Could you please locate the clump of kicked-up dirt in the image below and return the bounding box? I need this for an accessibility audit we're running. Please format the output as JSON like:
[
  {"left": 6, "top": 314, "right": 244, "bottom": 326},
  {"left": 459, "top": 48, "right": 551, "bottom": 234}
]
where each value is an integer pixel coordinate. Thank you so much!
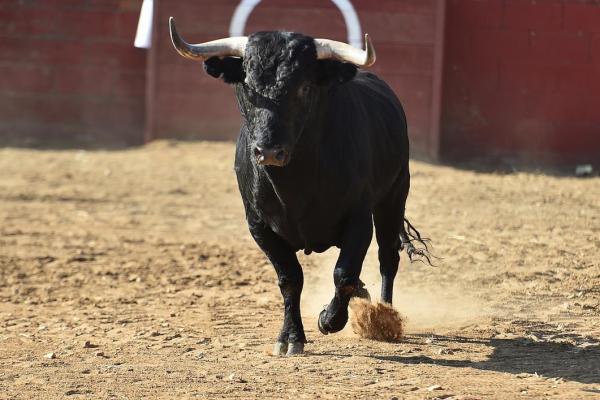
[{"left": 349, "top": 298, "right": 405, "bottom": 342}]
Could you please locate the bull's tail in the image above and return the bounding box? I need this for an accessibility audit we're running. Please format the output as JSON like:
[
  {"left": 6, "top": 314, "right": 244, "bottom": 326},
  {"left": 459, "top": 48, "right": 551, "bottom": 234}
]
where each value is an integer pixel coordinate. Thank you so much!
[{"left": 400, "top": 218, "right": 437, "bottom": 266}]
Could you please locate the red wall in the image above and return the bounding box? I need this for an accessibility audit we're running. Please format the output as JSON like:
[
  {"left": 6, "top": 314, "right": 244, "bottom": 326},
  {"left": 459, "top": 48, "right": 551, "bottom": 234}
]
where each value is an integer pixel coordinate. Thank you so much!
[
  {"left": 149, "top": 0, "right": 445, "bottom": 159},
  {"left": 442, "top": 0, "right": 600, "bottom": 166},
  {"left": 2, "top": 0, "right": 596, "bottom": 168},
  {"left": 0, "top": 0, "right": 146, "bottom": 147}
]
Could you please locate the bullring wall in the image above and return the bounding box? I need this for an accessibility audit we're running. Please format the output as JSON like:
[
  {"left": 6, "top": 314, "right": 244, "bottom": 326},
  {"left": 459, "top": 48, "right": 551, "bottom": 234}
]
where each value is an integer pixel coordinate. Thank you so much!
[
  {"left": 0, "top": 0, "right": 146, "bottom": 147},
  {"left": 441, "top": 0, "right": 600, "bottom": 165}
]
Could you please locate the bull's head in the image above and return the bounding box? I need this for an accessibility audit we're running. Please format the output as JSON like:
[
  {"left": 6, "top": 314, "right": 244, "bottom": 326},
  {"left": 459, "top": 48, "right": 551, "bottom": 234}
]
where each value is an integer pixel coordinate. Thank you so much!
[{"left": 169, "top": 17, "right": 376, "bottom": 167}]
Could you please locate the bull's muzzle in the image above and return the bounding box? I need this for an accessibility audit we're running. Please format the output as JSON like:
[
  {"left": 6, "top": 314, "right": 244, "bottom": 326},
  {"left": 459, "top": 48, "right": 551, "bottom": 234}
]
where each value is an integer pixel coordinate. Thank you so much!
[{"left": 254, "top": 145, "right": 289, "bottom": 167}]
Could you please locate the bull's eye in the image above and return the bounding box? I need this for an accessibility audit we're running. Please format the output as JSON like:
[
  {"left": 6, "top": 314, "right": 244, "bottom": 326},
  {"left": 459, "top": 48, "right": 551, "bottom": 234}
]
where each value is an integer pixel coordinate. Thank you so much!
[{"left": 298, "top": 84, "right": 311, "bottom": 97}]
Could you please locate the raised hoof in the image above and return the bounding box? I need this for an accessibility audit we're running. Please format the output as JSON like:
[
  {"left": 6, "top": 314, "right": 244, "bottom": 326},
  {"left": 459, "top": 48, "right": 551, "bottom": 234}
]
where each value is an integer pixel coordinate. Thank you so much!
[
  {"left": 318, "top": 309, "right": 329, "bottom": 335},
  {"left": 272, "top": 341, "right": 288, "bottom": 356},
  {"left": 286, "top": 342, "right": 304, "bottom": 356}
]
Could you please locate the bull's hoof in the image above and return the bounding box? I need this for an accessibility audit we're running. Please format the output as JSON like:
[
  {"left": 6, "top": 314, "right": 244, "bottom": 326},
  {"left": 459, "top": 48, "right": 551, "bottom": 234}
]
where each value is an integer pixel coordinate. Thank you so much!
[
  {"left": 272, "top": 341, "right": 288, "bottom": 356},
  {"left": 273, "top": 341, "right": 304, "bottom": 356},
  {"left": 318, "top": 307, "right": 348, "bottom": 334},
  {"left": 286, "top": 342, "right": 304, "bottom": 356},
  {"left": 318, "top": 309, "right": 329, "bottom": 335}
]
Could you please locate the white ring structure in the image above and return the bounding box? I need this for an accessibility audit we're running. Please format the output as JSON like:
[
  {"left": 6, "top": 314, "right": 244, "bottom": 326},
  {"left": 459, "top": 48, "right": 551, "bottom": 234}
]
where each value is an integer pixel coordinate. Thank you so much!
[{"left": 229, "top": 0, "right": 363, "bottom": 48}]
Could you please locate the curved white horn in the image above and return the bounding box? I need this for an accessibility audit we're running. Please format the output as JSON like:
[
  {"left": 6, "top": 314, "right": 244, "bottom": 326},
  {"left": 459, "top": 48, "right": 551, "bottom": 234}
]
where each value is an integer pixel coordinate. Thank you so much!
[
  {"left": 314, "top": 33, "right": 376, "bottom": 67},
  {"left": 169, "top": 17, "right": 248, "bottom": 60}
]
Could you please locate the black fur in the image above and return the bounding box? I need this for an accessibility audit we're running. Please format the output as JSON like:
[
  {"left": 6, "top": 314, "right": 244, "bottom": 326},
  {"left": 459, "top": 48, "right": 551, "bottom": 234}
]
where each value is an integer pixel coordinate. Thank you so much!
[
  {"left": 202, "top": 31, "right": 428, "bottom": 348},
  {"left": 204, "top": 57, "right": 244, "bottom": 83}
]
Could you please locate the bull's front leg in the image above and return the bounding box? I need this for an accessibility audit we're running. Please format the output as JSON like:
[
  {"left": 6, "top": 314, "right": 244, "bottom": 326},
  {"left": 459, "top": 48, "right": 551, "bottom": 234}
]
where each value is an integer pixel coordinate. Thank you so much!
[
  {"left": 248, "top": 218, "right": 306, "bottom": 356},
  {"left": 318, "top": 203, "right": 373, "bottom": 334}
]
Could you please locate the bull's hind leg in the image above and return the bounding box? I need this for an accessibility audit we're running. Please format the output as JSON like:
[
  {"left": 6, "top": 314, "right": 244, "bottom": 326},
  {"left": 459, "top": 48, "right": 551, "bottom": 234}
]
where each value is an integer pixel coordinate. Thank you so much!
[
  {"left": 248, "top": 219, "right": 306, "bottom": 356},
  {"left": 373, "top": 169, "right": 410, "bottom": 304}
]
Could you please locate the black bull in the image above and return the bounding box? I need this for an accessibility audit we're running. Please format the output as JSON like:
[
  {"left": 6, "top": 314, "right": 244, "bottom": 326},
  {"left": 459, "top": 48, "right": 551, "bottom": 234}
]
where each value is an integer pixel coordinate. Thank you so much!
[{"left": 170, "top": 27, "right": 431, "bottom": 355}]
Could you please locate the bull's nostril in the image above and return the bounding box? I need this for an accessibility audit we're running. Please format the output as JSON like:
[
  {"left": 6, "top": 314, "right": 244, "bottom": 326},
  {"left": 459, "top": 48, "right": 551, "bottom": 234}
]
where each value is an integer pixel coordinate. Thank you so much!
[
  {"left": 254, "top": 147, "right": 263, "bottom": 158},
  {"left": 275, "top": 149, "right": 286, "bottom": 162}
]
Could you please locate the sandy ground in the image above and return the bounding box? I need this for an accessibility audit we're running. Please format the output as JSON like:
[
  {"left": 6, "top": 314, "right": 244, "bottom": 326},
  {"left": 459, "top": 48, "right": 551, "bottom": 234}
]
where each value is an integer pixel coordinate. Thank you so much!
[{"left": 0, "top": 141, "right": 599, "bottom": 399}]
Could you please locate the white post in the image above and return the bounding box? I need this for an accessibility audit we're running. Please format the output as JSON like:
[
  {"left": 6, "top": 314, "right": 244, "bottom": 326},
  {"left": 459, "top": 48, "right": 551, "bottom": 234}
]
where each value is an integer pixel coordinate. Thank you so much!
[{"left": 134, "top": 0, "right": 154, "bottom": 49}]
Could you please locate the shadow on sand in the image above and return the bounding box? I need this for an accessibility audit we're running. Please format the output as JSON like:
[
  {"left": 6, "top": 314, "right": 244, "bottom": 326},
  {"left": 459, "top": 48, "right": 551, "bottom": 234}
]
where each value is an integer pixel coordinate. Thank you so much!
[
  {"left": 311, "top": 321, "right": 599, "bottom": 386},
  {"left": 370, "top": 333, "right": 600, "bottom": 385}
]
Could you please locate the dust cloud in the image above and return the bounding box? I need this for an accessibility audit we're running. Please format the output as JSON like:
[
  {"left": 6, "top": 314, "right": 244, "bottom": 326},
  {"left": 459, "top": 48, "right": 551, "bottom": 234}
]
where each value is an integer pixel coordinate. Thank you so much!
[
  {"left": 349, "top": 298, "right": 404, "bottom": 341},
  {"left": 301, "top": 247, "right": 493, "bottom": 335}
]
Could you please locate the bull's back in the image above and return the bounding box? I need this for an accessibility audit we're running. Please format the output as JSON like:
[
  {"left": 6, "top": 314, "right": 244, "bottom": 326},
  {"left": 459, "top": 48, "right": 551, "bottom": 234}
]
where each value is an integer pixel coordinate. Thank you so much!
[{"left": 327, "top": 71, "right": 409, "bottom": 202}]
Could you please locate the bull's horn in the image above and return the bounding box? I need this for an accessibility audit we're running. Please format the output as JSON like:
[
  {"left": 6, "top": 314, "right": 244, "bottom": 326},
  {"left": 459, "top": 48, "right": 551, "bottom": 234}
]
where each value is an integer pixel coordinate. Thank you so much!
[
  {"left": 169, "top": 17, "right": 248, "bottom": 60},
  {"left": 314, "top": 34, "right": 376, "bottom": 67}
]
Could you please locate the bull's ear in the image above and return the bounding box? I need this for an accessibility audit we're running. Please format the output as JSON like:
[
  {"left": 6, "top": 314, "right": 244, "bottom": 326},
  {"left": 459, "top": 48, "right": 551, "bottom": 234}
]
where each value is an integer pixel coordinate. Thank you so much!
[
  {"left": 204, "top": 57, "right": 245, "bottom": 84},
  {"left": 316, "top": 60, "right": 357, "bottom": 85}
]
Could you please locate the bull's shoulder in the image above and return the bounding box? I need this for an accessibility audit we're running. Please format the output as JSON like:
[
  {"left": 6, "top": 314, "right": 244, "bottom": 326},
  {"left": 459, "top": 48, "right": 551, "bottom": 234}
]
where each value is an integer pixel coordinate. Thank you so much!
[
  {"left": 324, "top": 70, "right": 409, "bottom": 185},
  {"left": 347, "top": 71, "right": 399, "bottom": 98},
  {"left": 326, "top": 70, "right": 406, "bottom": 139}
]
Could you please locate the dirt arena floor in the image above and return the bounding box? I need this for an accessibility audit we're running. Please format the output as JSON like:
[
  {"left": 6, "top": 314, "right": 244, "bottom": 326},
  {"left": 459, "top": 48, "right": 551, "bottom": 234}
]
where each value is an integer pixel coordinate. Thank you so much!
[{"left": 1, "top": 141, "right": 599, "bottom": 399}]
